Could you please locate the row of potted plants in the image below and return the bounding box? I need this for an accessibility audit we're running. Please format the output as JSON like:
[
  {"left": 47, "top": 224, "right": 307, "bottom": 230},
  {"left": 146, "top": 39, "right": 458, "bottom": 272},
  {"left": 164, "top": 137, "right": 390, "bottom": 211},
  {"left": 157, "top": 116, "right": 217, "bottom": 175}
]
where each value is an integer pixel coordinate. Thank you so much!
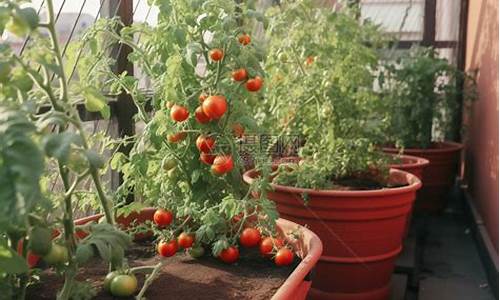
[{"left": 245, "top": 0, "right": 475, "bottom": 298}]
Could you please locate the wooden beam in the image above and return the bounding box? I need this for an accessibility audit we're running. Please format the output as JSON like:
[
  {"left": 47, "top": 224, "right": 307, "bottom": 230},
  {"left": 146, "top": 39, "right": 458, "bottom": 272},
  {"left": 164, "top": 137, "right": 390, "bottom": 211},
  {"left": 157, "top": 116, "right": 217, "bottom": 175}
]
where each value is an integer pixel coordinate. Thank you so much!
[{"left": 422, "top": 0, "right": 437, "bottom": 46}]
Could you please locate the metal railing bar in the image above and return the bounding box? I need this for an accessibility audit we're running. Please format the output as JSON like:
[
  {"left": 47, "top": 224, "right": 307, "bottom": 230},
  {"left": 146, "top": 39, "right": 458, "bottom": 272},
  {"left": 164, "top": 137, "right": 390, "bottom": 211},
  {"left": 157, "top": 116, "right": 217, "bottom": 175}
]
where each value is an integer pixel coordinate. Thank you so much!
[{"left": 67, "top": 0, "right": 120, "bottom": 82}]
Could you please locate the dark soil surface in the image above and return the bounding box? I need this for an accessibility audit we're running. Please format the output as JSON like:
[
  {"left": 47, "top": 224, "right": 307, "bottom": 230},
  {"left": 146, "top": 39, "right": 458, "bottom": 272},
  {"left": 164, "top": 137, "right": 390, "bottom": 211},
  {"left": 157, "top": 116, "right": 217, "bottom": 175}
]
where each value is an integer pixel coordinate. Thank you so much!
[{"left": 26, "top": 241, "right": 298, "bottom": 300}]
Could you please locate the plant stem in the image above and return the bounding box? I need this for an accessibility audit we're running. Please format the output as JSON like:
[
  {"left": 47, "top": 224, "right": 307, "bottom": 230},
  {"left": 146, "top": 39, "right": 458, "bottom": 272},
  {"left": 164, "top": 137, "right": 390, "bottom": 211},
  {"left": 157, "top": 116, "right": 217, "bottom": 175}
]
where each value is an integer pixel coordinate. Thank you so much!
[{"left": 135, "top": 262, "right": 164, "bottom": 300}]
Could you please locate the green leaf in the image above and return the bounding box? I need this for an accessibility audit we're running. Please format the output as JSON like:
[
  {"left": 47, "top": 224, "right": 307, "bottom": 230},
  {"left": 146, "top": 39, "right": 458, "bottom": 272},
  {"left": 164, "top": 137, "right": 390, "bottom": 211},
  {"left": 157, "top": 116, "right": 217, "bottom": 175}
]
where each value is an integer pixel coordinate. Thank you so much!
[
  {"left": 75, "top": 244, "right": 94, "bottom": 264},
  {"left": 82, "top": 87, "right": 110, "bottom": 119}
]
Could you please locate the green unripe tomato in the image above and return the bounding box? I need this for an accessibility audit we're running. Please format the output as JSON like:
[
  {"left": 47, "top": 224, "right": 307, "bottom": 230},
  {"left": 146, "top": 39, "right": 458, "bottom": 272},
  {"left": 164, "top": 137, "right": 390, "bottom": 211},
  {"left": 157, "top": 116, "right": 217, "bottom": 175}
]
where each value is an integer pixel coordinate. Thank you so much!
[
  {"left": 5, "top": 7, "right": 39, "bottom": 37},
  {"left": 20, "top": 7, "right": 39, "bottom": 30},
  {"left": 188, "top": 245, "right": 205, "bottom": 258},
  {"left": 162, "top": 157, "right": 177, "bottom": 171},
  {"left": 0, "top": 61, "right": 11, "bottom": 84},
  {"left": 67, "top": 150, "right": 88, "bottom": 174},
  {"left": 28, "top": 227, "right": 53, "bottom": 256},
  {"left": 278, "top": 52, "right": 288, "bottom": 63},
  {"left": 103, "top": 271, "right": 119, "bottom": 292},
  {"left": 110, "top": 274, "right": 138, "bottom": 297},
  {"left": 43, "top": 243, "right": 69, "bottom": 265}
]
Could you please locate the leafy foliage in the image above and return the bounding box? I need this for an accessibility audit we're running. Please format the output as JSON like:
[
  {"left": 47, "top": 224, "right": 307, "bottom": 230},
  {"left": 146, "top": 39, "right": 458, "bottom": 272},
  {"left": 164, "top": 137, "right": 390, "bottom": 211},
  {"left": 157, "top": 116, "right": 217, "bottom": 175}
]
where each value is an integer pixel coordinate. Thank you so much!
[
  {"left": 0, "top": 1, "right": 130, "bottom": 299},
  {"left": 260, "top": 0, "right": 390, "bottom": 189},
  {"left": 378, "top": 47, "right": 475, "bottom": 148},
  {"left": 88, "top": 0, "right": 282, "bottom": 260}
]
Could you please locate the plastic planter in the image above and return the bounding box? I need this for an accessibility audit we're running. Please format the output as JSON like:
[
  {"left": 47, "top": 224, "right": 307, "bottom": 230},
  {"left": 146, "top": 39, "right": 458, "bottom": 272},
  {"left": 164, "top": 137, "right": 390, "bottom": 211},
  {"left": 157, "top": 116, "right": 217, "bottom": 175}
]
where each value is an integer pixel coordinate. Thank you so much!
[
  {"left": 243, "top": 169, "right": 421, "bottom": 300},
  {"left": 384, "top": 141, "right": 462, "bottom": 212},
  {"left": 74, "top": 208, "right": 323, "bottom": 300}
]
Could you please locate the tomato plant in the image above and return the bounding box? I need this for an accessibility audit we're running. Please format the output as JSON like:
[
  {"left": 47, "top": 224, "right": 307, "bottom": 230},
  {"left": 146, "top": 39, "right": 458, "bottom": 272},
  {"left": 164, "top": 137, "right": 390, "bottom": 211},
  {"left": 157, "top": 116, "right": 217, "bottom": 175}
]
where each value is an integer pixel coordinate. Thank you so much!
[
  {"left": 0, "top": 1, "right": 132, "bottom": 299},
  {"left": 378, "top": 47, "right": 476, "bottom": 148},
  {"left": 260, "top": 0, "right": 391, "bottom": 189}
]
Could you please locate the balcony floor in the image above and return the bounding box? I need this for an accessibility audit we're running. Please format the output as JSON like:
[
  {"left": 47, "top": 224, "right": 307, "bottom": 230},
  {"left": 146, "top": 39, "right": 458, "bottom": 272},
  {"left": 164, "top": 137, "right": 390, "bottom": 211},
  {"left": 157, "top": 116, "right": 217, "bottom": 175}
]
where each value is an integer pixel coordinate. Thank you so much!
[{"left": 393, "top": 200, "right": 496, "bottom": 300}]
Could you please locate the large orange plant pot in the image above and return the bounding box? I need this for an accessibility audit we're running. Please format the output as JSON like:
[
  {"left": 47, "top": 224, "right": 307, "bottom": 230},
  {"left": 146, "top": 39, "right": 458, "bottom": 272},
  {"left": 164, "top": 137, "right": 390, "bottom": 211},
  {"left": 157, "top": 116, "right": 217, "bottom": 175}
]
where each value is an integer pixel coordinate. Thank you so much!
[
  {"left": 383, "top": 141, "right": 462, "bottom": 213},
  {"left": 243, "top": 169, "right": 421, "bottom": 300}
]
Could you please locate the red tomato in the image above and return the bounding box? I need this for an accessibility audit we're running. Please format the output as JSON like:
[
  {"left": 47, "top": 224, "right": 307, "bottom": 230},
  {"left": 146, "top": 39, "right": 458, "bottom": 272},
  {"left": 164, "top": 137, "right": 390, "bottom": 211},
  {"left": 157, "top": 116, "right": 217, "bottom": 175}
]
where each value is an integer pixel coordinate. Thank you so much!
[
  {"left": 158, "top": 240, "right": 178, "bottom": 257},
  {"left": 153, "top": 209, "right": 173, "bottom": 227},
  {"left": 195, "top": 106, "right": 211, "bottom": 124},
  {"left": 219, "top": 246, "right": 239, "bottom": 264},
  {"left": 211, "top": 155, "right": 234, "bottom": 175},
  {"left": 232, "top": 123, "right": 245, "bottom": 138},
  {"left": 239, "top": 228, "right": 261, "bottom": 248},
  {"left": 259, "top": 237, "right": 284, "bottom": 257},
  {"left": 238, "top": 34, "right": 251, "bottom": 45},
  {"left": 246, "top": 76, "right": 263, "bottom": 92},
  {"left": 178, "top": 233, "right": 194, "bottom": 249},
  {"left": 202, "top": 95, "right": 227, "bottom": 119},
  {"left": 199, "top": 93, "right": 208, "bottom": 103},
  {"left": 231, "top": 68, "right": 247, "bottom": 81},
  {"left": 167, "top": 132, "right": 187, "bottom": 143},
  {"left": 196, "top": 135, "right": 216, "bottom": 153},
  {"left": 305, "top": 56, "right": 315, "bottom": 65},
  {"left": 275, "top": 248, "right": 294, "bottom": 266},
  {"left": 209, "top": 49, "right": 224, "bottom": 61},
  {"left": 200, "top": 152, "right": 216, "bottom": 165},
  {"left": 170, "top": 104, "right": 189, "bottom": 122}
]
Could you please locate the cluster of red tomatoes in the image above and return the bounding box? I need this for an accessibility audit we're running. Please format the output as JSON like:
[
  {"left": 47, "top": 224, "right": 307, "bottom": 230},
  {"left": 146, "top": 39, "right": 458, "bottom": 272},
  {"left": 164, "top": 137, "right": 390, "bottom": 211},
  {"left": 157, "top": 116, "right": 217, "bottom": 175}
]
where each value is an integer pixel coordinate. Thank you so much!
[
  {"left": 153, "top": 209, "right": 294, "bottom": 267},
  {"left": 153, "top": 209, "right": 202, "bottom": 258},
  {"left": 166, "top": 34, "right": 263, "bottom": 177}
]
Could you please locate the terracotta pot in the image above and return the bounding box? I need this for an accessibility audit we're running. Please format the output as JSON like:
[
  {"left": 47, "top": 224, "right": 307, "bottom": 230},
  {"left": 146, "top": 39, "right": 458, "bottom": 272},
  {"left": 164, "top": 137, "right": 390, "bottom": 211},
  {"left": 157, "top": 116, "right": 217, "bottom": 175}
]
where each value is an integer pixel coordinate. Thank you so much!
[
  {"left": 75, "top": 208, "right": 323, "bottom": 300},
  {"left": 243, "top": 169, "right": 421, "bottom": 300},
  {"left": 383, "top": 141, "right": 462, "bottom": 213},
  {"left": 388, "top": 154, "right": 429, "bottom": 180},
  {"left": 388, "top": 154, "right": 429, "bottom": 237}
]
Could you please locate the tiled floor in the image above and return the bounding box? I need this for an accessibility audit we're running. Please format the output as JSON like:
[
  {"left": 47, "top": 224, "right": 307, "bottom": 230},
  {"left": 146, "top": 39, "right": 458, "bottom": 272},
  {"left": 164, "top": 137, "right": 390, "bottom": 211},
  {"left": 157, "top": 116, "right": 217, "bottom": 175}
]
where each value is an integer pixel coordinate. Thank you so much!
[{"left": 413, "top": 213, "right": 495, "bottom": 300}]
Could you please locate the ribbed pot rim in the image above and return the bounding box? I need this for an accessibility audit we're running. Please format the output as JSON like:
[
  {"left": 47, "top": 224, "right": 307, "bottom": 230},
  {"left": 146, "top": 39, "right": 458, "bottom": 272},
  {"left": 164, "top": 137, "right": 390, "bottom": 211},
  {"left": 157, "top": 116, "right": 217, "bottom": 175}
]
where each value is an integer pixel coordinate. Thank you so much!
[
  {"left": 388, "top": 154, "right": 430, "bottom": 169},
  {"left": 243, "top": 168, "right": 422, "bottom": 198},
  {"left": 383, "top": 141, "right": 463, "bottom": 154}
]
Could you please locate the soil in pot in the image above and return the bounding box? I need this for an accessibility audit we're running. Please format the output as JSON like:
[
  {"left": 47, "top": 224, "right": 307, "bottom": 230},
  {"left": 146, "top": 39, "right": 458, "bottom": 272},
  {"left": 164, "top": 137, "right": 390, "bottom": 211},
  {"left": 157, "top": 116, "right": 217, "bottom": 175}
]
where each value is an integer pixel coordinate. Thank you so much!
[{"left": 26, "top": 240, "right": 298, "bottom": 300}]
